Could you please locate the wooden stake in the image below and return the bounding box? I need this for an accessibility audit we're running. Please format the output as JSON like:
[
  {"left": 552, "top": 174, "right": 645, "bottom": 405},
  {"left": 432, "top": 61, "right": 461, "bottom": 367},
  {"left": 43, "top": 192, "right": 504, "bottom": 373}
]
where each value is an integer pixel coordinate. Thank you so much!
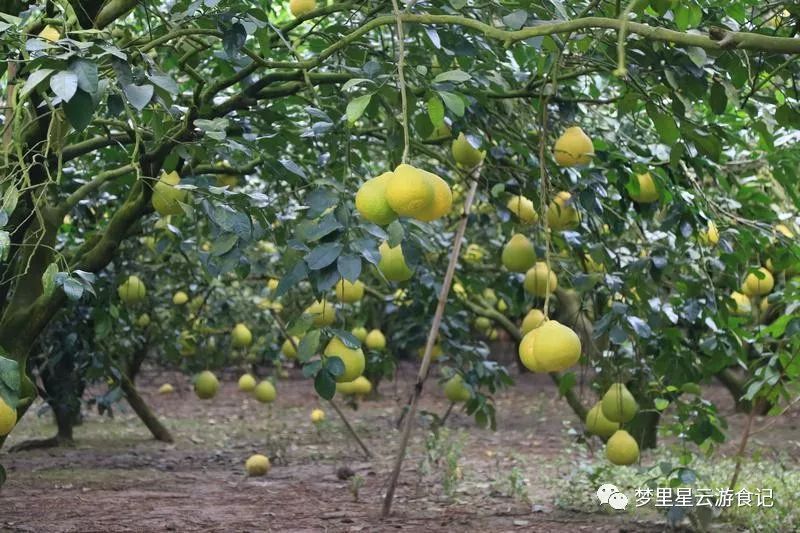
[{"left": 381, "top": 169, "right": 481, "bottom": 518}]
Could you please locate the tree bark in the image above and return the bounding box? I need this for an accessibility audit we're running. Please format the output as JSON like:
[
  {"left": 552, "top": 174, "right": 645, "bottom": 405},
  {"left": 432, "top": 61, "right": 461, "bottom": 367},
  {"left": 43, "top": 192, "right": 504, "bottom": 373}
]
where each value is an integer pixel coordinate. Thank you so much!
[{"left": 120, "top": 376, "right": 173, "bottom": 443}]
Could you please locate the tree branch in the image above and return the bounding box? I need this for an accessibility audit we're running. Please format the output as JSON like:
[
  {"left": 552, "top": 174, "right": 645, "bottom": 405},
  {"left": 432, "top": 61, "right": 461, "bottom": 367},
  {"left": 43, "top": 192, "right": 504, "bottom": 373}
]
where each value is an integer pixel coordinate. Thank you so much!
[{"left": 58, "top": 163, "right": 136, "bottom": 215}]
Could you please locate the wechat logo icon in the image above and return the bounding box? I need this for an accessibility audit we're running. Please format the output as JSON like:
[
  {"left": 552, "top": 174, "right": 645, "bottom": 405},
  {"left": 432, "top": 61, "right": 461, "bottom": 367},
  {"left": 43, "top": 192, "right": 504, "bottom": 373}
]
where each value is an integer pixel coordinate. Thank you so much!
[{"left": 596, "top": 483, "right": 629, "bottom": 510}]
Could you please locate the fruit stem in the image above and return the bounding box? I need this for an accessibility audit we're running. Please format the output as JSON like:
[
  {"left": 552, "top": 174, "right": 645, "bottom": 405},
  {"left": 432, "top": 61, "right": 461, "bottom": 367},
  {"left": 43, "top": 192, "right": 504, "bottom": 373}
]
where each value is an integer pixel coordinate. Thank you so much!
[
  {"left": 390, "top": 0, "right": 410, "bottom": 164},
  {"left": 615, "top": 0, "right": 641, "bottom": 77},
  {"left": 381, "top": 168, "right": 481, "bottom": 518}
]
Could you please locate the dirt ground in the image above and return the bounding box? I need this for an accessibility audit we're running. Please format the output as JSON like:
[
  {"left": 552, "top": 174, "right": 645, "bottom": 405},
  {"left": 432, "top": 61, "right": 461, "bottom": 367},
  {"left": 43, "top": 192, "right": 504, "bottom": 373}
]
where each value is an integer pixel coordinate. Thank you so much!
[{"left": 1, "top": 358, "right": 796, "bottom": 532}]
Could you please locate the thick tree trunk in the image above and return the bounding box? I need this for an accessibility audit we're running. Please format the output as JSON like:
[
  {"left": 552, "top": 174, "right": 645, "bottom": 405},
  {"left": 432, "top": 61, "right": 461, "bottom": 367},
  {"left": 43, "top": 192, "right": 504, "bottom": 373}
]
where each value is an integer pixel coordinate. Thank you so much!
[
  {"left": 120, "top": 376, "right": 174, "bottom": 443},
  {"left": 717, "top": 368, "right": 771, "bottom": 414},
  {"left": 626, "top": 408, "right": 660, "bottom": 450}
]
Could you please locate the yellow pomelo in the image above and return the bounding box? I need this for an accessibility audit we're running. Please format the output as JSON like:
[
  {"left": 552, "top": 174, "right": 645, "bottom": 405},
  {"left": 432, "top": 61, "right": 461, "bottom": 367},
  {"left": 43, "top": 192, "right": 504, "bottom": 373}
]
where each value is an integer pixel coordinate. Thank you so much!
[
  {"left": 324, "top": 337, "right": 366, "bottom": 382},
  {"left": 253, "top": 380, "right": 277, "bottom": 403},
  {"left": 553, "top": 126, "right": 594, "bottom": 167},
  {"left": 474, "top": 316, "right": 492, "bottom": 331},
  {"left": 502, "top": 233, "right": 536, "bottom": 272},
  {"left": 194, "top": 370, "right": 219, "bottom": 399},
  {"left": 418, "top": 344, "right": 444, "bottom": 361},
  {"left": 629, "top": 172, "right": 659, "bottom": 203},
  {"left": 775, "top": 223, "right": 794, "bottom": 239},
  {"left": 365, "top": 329, "right": 386, "bottom": 350},
  {"left": 429, "top": 123, "right": 452, "bottom": 140},
  {"left": 152, "top": 170, "right": 187, "bottom": 216},
  {"left": 0, "top": 396, "right": 17, "bottom": 436},
  {"left": 482, "top": 288, "right": 498, "bottom": 304},
  {"left": 136, "top": 313, "right": 151, "bottom": 328},
  {"left": 337, "top": 376, "right": 372, "bottom": 396},
  {"left": 289, "top": 0, "right": 316, "bottom": 17},
  {"left": 451, "top": 133, "right": 485, "bottom": 169},
  {"left": 351, "top": 327, "right": 368, "bottom": 342},
  {"left": 606, "top": 430, "right": 640, "bottom": 465},
  {"left": 700, "top": 221, "right": 719, "bottom": 246},
  {"left": 520, "top": 309, "right": 545, "bottom": 335},
  {"left": 741, "top": 267, "right": 774, "bottom": 297},
  {"left": 729, "top": 291, "right": 752, "bottom": 316},
  {"left": 600, "top": 383, "right": 638, "bottom": 423},
  {"left": 231, "top": 323, "right": 253, "bottom": 348},
  {"left": 583, "top": 254, "right": 606, "bottom": 273},
  {"left": 378, "top": 241, "right": 414, "bottom": 282},
  {"left": 172, "top": 291, "right": 189, "bottom": 305},
  {"left": 158, "top": 383, "right": 174, "bottom": 395},
  {"left": 523, "top": 262, "right": 558, "bottom": 297},
  {"left": 310, "top": 408, "right": 325, "bottom": 423},
  {"left": 415, "top": 170, "right": 453, "bottom": 222},
  {"left": 385, "top": 164, "right": 435, "bottom": 219},
  {"left": 245, "top": 454, "right": 270, "bottom": 476},
  {"left": 506, "top": 195, "right": 538, "bottom": 224},
  {"left": 585, "top": 402, "right": 619, "bottom": 438},
  {"left": 463, "top": 243, "right": 486, "bottom": 263},
  {"left": 546, "top": 191, "right": 580, "bottom": 230},
  {"left": 305, "top": 300, "right": 336, "bottom": 327},
  {"left": 238, "top": 374, "right": 257, "bottom": 392},
  {"left": 118, "top": 275, "right": 146, "bottom": 304},
  {"left": 444, "top": 374, "right": 470, "bottom": 403},
  {"left": 281, "top": 337, "right": 299, "bottom": 358},
  {"left": 518, "top": 320, "right": 581, "bottom": 372},
  {"left": 335, "top": 279, "right": 365, "bottom": 303},
  {"left": 355, "top": 172, "right": 398, "bottom": 226}
]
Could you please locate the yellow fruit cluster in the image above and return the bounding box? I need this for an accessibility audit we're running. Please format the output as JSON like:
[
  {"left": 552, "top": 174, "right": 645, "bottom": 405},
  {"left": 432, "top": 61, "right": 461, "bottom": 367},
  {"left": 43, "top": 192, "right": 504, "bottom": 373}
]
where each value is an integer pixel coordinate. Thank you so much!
[{"left": 356, "top": 164, "right": 452, "bottom": 225}]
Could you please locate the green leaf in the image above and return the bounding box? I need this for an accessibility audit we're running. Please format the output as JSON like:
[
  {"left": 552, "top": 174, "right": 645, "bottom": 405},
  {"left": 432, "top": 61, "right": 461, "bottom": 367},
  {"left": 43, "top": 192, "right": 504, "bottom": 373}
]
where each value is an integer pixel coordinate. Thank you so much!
[
  {"left": 687, "top": 47, "right": 707, "bottom": 68},
  {"left": 337, "top": 254, "right": 361, "bottom": 282},
  {"left": 223, "top": 23, "right": 246, "bottom": 58},
  {"left": 62, "top": 277, "right": 84, "bottom": 301},
  {"left": 64, "top": 89, "right": 96, "bottom": 132},
  {"left": 50, "top": 70, "right": 78, "bottom": 102},
  {"left": 427, "top": 95, "right": 444, "bottom": 127},
  {"left": 20, "top": 69, "right": 53, "bottom": 98},
  {"left": 324, "top": 355, "right": 345, "bottom": 377},
  {"left": 297, "top": 329, "right": 321, "bottom": 362},
  {"left": 654, "top": 398, "right": 669, "bottom": 411},
  {"left": 123, "top": 83, "right": 154, "bottom": 111},
  {"left": 433, "top": 69, "right": 471, "bottom": 84},
  {"left": 275, "top": 261, "right": 308, "bottom": 297},
  {"left": 305, "top": 242, "right": 343, "bottom": 270},
  {"left": 341, "top": 78, "right": 372, "bottom": 92},
  {"left": 331, "top": 329, "right": 361, "bottom": 349},
  {"left": 42, "top": 263, "right": 58, "bottom": 297},
  {"left": 302, "top": 359, "right": 322, "bottom": 378},
  {"left": 211, "top": 233, "right": 238, "bottom": 256},
  {"left": 0, "top": 354, "right": 20, "bottom": 407},
  {"left": 386, "top": 220, "right": 404, "bottom": 247},
  {"left": 69, "top": 59, "right": 98, "bottom": 96},
  {"left": 708, "top": 81, "right": 727, "bottom": 115},
  {"left": 2, "top": 183, "right": 19, "bottom": 215},
  {"left": 647, "top": 103, "right": 680, "bottom": 145},
  {"left": 346, "top": 94, "right": 372, "bottom": 124},
  {"left": 439, "top": 91, "right": 465, "bottom": 117},
  {"left": 314, "top": 370, "right": 336, "bottom": 400}
]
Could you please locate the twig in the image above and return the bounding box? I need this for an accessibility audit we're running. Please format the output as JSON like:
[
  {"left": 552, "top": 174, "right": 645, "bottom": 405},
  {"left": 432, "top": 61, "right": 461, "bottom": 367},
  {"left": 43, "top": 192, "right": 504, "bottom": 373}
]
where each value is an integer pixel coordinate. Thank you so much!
[
  {"left": 381, "top": 167, "right": 481, "bottom": 518},
  {"left": 390, "top": 0, "right": 410, "bottom": 163}
]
